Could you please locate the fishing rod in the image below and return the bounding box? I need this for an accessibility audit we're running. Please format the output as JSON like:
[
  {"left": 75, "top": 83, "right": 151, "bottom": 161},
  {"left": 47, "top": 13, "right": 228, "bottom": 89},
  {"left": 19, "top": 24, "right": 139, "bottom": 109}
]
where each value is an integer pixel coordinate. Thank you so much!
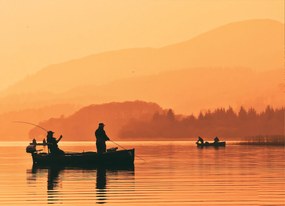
[
  {"left": 13, "top": 121, "right": 48, "bottom": 132},
  {"left": 15, "top": 121, "right": 145, "bottom": 161},
  {"left": 109, "top": 139, "right": 146, "bottom": 161}
]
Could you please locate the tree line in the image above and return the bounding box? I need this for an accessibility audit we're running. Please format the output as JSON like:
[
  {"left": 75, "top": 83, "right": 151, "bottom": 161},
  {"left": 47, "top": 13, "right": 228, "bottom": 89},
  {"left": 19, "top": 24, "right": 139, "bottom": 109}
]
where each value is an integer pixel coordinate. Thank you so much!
[{"left": 119, "top": 106, "right": 284, "bottom": 140}]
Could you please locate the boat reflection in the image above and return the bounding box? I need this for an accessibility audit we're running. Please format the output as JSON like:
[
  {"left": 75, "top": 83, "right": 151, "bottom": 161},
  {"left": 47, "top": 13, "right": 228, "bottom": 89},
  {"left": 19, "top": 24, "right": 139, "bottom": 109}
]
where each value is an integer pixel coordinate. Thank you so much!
[{"left": 27, "top": 164, "right": 135, "bottom": 204}]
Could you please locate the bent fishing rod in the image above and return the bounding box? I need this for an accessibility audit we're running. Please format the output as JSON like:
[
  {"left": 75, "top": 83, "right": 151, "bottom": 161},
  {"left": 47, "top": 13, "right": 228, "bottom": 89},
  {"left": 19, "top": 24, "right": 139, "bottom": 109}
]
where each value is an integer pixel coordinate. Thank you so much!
[
  {"left": 109, "top": 139, "right": 146, "bottom": 161},
  {"left": 13, "top": 121, "right": 48, "bottom": 132},
  {"left": 14, "top": 121, "right": 146, "bottom": 161}
]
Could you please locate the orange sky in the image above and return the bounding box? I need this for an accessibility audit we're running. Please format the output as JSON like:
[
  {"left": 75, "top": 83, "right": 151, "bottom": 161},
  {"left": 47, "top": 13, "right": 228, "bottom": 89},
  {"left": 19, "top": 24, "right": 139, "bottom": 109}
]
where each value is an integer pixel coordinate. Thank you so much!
[{"left": 0, "top": 0, "right": 284, "bottom": 91}]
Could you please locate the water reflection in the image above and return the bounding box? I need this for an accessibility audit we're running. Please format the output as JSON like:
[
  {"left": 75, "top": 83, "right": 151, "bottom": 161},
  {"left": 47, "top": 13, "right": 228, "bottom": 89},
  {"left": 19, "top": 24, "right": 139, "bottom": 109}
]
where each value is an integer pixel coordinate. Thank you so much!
[
  {"left": 5, "top": 142, "right": 285, "bottom": 205},
  {"left": 27, "top": 165, "right": 135, "bottom": 205},
  {"left": 47, "top": 167, "right": 61, "bottom": 191},
  {"left": 96, "top": 167, "right": 107, "bottom": 204}
]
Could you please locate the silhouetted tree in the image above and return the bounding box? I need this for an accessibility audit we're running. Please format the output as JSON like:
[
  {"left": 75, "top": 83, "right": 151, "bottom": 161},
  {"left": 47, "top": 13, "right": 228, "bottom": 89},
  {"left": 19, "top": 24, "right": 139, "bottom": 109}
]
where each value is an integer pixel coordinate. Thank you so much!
[
  {"left": 166, "top": 109, "right": 175, "bottom": 121},
  {"left": 118, "top": 106, "right": 284, "bottom": 140},
  {"left": 238, "top": 106, "right": 247, "bottom": 120}
]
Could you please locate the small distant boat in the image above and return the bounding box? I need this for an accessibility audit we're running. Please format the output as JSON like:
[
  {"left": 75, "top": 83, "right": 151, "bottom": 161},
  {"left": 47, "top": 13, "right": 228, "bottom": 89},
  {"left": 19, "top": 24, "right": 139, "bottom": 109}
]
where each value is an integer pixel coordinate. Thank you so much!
[
  {"left": 196, "top": 141, "right": 226, "bottom": 147},
  {"left": 26, "top": 143, "right": 135, "bottom": 167}
]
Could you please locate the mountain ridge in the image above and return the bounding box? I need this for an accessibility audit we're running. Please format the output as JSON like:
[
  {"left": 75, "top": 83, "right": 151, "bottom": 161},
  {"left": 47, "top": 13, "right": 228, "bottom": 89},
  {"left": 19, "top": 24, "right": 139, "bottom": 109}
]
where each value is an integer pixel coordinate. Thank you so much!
[
  {"left": 3, "top": 19, "right": 283, "bottom": 95},
  {"left": 0, "top": 67, "right": 282, "bottom": 115}
]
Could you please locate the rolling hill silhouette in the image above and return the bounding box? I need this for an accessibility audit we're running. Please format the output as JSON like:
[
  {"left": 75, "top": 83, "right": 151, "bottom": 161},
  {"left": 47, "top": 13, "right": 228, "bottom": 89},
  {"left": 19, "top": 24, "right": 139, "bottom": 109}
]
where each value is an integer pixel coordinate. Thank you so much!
[
  {"left": 3, "top": 19, "right": 283, "bottom": 95},
  {"left": 0, "top": 19, "right": 283, "bottom": 141},
  {"left": 0, "top": 67, "right": 282, "bottom": 115},
  {"left": 28, "top": 101, "right": 163, "bottom": 141},
  {"left": 27, "top": 101, "right": 284, "bottom": 141},
  {"left": 59, "top": 68, "right": 283, "bottom": 115}
]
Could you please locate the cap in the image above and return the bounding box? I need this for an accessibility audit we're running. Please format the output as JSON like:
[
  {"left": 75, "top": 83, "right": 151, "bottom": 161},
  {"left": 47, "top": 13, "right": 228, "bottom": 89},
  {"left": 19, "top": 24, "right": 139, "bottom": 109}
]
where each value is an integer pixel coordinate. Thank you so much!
[{"left": 99, "top": 123, "right": 105, "bottom": 126}]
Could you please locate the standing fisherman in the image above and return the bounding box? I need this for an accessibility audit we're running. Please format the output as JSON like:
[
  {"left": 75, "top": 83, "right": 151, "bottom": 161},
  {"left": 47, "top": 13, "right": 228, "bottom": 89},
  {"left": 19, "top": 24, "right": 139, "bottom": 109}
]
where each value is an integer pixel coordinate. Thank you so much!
[{"left": 95, "top": 123, "right": 110, "bottom": 154}]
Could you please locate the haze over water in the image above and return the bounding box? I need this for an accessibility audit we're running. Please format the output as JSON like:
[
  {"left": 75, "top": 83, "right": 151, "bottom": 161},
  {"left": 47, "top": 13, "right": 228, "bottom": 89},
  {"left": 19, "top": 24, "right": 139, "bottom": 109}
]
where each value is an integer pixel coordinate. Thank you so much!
[
  {"left": 0, "top": 1, "right": 284, "bottom": 205},
  {"left": 0, "top": 141, "right": 284, "bottom": 205}
]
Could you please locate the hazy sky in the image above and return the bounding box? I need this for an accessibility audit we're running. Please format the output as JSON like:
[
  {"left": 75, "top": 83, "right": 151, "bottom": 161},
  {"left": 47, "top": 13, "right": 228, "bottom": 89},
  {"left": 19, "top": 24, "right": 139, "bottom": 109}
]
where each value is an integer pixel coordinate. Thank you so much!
[{"left": 0, "top": 0, "right": 283, "bottom": 91}]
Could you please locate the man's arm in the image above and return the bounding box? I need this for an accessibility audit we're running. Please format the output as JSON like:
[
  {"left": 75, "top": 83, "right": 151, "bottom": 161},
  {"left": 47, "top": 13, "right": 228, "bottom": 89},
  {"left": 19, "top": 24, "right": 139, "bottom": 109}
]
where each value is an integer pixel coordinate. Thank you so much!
[
  {"left": 103, "top": 131, "right": 110, "bottom": 141},
  {"left": 57, "top": 135, "right": 63, "bottom": 143}
]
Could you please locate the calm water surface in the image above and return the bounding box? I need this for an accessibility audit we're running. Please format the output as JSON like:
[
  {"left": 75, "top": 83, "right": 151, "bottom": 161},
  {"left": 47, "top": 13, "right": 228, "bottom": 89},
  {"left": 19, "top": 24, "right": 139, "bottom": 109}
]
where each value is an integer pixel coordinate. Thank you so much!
[{"left": 0, "top": 141, "right": 284, "bottom": 205}]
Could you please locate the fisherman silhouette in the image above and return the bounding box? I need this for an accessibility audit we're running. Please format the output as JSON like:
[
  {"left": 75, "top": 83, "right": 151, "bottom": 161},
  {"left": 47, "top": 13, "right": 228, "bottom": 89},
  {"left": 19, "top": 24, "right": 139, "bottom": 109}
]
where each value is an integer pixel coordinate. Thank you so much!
[
  {"left": 32, "top": 138, "right": 37, "bottom": 145},
  {"left": 197, "top": 136, "right": 204, "bottom": 144},
  {"left": 214, "top": 136, "right": 220, "bottom": 143},
  {"left": 46, "top": 131, "right": 64, "bottom": 155},
  {"left": 95, "top": 123, "right": 110, "bottom": 154}
]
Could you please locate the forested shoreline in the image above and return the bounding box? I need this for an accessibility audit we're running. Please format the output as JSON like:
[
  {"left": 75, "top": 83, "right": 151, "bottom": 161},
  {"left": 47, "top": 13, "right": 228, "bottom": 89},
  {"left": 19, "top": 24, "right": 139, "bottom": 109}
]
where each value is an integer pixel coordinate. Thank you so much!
[{"left": 119, "top": 106, "right": 284, "bottom": 140}]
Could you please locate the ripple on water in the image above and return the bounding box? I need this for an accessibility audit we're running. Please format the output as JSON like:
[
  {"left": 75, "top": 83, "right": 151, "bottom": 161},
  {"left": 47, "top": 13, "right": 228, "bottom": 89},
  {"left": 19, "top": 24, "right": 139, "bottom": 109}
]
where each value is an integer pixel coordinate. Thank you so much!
[{"left": 0, "top": 141, "right": 284, "bottom": 205}]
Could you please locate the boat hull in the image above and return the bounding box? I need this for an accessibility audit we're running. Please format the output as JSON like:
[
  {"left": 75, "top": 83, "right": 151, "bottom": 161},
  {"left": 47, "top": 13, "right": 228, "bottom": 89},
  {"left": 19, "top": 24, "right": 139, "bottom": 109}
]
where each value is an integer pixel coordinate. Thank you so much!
[
  {"left": 196, "top": 142, "right": 226, "bottom": 147},
  {"left": 31, "top": 149, "right": 135, "bottom": 167}
]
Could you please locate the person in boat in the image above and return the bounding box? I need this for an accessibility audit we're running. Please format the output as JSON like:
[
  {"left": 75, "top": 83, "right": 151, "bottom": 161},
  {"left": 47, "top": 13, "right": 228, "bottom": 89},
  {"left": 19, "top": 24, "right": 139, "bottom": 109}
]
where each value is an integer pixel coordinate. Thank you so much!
[
  {"left": 95, "top": 123, "right": 110, "bottom": 154},
  {"left": 46, "top": 131, "right": 64, "bottom": 155},
  {"left": 32, "top": 138, "right": 37, "bottom": 145},
  {"left": 196, "top": 136, "right": 204, "bottom": 145},
  {"left": 214, "top": 136, "right": 220, "bottom": 143}
]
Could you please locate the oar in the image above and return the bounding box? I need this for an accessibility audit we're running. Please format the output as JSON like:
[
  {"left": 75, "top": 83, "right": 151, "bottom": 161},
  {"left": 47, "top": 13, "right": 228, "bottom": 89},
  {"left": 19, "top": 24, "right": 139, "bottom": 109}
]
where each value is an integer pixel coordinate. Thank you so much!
[{"left": 109, "top": 140, "right": 146, "bottom": 161}]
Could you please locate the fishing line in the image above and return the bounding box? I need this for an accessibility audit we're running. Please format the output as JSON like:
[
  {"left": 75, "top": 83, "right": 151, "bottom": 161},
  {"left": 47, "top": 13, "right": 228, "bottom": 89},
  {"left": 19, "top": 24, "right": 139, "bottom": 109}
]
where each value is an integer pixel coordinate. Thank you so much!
[
  {"left": 13, "top": 121, "right": 48, "bottom": 132},
  {"left": 15, "top": 121, "right": 145, "bottom": 161},
  {"left": 110, "top": 140, "right": 146, "bottom": 161}
]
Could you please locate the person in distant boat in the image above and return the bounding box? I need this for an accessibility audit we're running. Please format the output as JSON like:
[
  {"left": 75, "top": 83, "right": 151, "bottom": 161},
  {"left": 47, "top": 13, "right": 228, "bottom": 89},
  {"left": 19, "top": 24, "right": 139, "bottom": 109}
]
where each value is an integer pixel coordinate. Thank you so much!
[
  {"left": 214, "top": 136, "right": 220, "bottom": 143},
  {"left": 95, "top": 123, "right": 110, "bottom": 154},
  {"left": 46, "top": 131, "right": 64, "bottom": 155},
  {"left": 32, "top": 138, "right": 37, "bottom": 145},
  {"left": 196, "top": 136, "right": 204, "bottom": 145}
]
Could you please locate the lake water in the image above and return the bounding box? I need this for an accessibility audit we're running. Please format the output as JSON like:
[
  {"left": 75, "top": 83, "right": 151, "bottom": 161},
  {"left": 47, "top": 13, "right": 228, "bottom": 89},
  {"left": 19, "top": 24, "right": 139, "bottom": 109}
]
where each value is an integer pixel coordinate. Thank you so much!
[{"left": 0, "top": 141, "right": 284, "bottom": 205}]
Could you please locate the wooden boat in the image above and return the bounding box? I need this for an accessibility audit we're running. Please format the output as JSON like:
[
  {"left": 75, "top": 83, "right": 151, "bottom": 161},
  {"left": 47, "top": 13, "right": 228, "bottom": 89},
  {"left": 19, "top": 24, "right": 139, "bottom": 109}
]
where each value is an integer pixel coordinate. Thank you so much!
[
  {"left": 196, "top": 141, "right": 226, "bottom": 147},
  {"left": 26, "top": 144, "right": 135, "bottom": 167}
]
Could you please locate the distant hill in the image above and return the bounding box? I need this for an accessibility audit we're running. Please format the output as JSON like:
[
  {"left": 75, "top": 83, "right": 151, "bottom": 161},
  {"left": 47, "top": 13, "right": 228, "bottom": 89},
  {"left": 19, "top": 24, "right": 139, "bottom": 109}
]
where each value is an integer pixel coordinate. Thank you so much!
[
  {"left": 27, "top": 101, "right": 284, "bottom": 141},
  {"left": 0, "top": 19, "right": 282, "bottom": 136},
  {"left": 0, "top": 68, "right": 282, "bottom": 115},
  {"left": 52, "top": 68, "right": 285, "bottom": 115},
  {"left": 28, "top": 101, "right": 164, "bottom": 141},
  {"left": 3, "top": 19, "right": 283, "bottom": 95}
]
